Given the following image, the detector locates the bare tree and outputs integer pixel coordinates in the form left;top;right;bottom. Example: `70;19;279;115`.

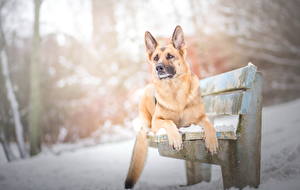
29;0;42;155
0;0;27;159
0;50;27;158
0;125;16;161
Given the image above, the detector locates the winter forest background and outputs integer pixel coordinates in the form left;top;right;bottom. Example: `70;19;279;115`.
0;0;300;161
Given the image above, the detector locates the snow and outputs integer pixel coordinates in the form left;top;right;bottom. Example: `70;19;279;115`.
179;125;204;133
156;115;239;135
213;115;239;132
1;99;300;189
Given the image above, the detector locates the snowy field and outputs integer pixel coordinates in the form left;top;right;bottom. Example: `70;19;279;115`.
0;99;300;190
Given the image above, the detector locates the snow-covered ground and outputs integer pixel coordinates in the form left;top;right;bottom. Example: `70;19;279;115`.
0;99;300;190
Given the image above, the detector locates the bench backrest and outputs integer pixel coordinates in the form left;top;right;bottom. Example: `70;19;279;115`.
199;63;259;140
200;63;257;115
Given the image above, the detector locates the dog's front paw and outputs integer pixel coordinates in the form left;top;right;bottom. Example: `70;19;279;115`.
167;130;182;151
204;128;218;154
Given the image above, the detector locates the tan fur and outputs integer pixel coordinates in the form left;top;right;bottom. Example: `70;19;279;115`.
125;26;218;188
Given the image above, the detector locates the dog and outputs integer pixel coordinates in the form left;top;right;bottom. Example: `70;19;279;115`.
125;25;218;189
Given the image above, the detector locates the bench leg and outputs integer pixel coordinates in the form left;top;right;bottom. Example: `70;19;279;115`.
221;164;235;189
185;161;211;185
221;147;260;190
221;74;262;189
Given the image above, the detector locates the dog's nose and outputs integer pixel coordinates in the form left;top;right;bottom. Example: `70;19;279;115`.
156;64;164;72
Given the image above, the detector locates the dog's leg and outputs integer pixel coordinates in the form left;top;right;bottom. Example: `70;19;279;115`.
198;114;218;154
152;118;182;150
138;84;156;130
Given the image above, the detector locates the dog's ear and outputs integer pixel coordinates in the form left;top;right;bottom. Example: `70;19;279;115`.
145;31;157;57
172;25;185;50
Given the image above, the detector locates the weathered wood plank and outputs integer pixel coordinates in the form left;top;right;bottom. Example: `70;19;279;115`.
203;90;244;115
203;89;253;115
147;131;237;143
147;115;240;142
200;63;257;96
157;140;233;164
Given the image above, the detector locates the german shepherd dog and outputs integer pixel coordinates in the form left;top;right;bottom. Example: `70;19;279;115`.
125;26;218;189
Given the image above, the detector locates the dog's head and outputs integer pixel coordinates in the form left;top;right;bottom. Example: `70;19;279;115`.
145;25;189;80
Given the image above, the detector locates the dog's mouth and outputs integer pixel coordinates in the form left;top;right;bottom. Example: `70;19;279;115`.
158;72;174;79
157;65;176;80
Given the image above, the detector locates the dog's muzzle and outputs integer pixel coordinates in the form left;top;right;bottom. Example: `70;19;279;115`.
156;63;176;79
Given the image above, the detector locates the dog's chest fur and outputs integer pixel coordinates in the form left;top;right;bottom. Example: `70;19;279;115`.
153;74;202;126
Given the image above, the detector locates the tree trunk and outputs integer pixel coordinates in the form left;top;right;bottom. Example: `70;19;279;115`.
29;0;42;156
0;124;16;162
0;51;27;158
0;0;23;160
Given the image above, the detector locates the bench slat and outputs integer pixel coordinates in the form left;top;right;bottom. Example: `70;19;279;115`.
203;90;244;115
147;131;237;143
147;115;239;143
200;63;257;96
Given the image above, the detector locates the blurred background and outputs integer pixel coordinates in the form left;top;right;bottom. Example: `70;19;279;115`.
0;0;300;161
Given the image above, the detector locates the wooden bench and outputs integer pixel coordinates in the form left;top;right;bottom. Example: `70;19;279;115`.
147;63;262;190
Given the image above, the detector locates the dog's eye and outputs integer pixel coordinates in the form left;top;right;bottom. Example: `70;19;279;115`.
153;54;159;62
166;53;174;60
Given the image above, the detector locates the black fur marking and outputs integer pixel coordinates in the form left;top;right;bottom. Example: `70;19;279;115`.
165;65;176;76
160;47;166;51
